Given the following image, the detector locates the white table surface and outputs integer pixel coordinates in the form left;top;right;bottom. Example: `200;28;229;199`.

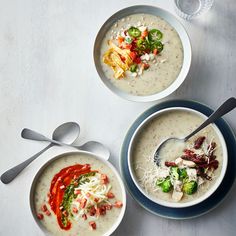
0;0;236;235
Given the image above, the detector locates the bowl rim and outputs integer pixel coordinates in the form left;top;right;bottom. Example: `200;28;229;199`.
93;5;192;102
29;150;126;236
127;107;228;208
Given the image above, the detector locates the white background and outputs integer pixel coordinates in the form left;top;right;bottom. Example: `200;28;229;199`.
0;0;236;235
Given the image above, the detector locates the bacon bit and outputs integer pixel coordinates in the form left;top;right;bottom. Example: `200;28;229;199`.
165;161;177;167
153;48;158;55
194;136;206;149
89;221;96;230
86;193;91;198
82;213;87;220
208;142;217;155
100;205;107;215
181;154;207;165
74;189;81;195
80;198;87;209
117;36;124;44
198;160;219;170
114;201;123;208
197;168;212;180
94;198;99;203
72;207;78;214
76;198;81;203
104;204;113;210
59;206;64;210
101;174;109;184
45;210;51;216
107;192;115;199
73;181;78;186
89;206;96;216
41;204;48;212
37;213;44;220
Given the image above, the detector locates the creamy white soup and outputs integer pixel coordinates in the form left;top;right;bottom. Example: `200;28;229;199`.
34;153;124;236
132;110;223;203
100;13;184;96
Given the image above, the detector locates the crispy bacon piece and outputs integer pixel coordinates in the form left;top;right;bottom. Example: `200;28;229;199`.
197;168;212;180
194;136;206;149
164;161;177;167
181;154;207;165
37;213;44;220
89;221;96;230
198;160;219;170
89;206;96;216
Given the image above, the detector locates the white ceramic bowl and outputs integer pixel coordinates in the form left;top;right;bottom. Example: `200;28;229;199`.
30;151;126;236
128;107;228;208
94;5;192;102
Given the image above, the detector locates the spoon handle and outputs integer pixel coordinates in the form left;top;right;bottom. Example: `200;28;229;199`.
21;128;52;142
0;143;53;184
22;128;68;147
184;97;236;141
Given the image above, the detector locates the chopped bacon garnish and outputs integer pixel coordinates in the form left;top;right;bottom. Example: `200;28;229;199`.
37;213;44;220
86;193;91;198
101;174;109;184
41;204;48;212
45;210;51;216
89;221;96;230
104;204;113;210
194;136;206;149
197;168;212;180
114;201;123;208
80;198;87;209
96;206;106;216
82;213;87;220
72;207;78;214
89;206;96;216
165;161;177;167
181;154;207;165
198;160;219;170
94;198;99;203
207;142;217;156
107;192;115;198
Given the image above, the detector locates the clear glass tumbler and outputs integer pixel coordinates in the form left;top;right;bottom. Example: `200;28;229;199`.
174;0;214;20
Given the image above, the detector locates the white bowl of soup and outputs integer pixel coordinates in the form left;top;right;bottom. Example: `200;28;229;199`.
30;151;126;236
128;107;228;208
94;5;191;102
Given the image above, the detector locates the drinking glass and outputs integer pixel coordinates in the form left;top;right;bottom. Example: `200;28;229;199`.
174;0;214;20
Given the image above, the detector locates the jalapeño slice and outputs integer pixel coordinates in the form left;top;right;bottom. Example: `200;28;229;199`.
128;27;141;38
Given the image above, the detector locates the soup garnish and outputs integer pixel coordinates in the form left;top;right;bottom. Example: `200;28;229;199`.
36;163;123;232
155;136;219;202
103;25;164;79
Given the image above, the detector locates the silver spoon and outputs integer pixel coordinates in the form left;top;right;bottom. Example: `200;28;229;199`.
154;97;236;165
1;122;80;184
21;128;110;161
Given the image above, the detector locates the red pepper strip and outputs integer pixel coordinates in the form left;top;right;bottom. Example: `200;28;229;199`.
48;164;91;230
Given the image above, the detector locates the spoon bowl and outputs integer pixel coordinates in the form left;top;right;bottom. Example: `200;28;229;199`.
1;122;80;184
154;97;236;165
